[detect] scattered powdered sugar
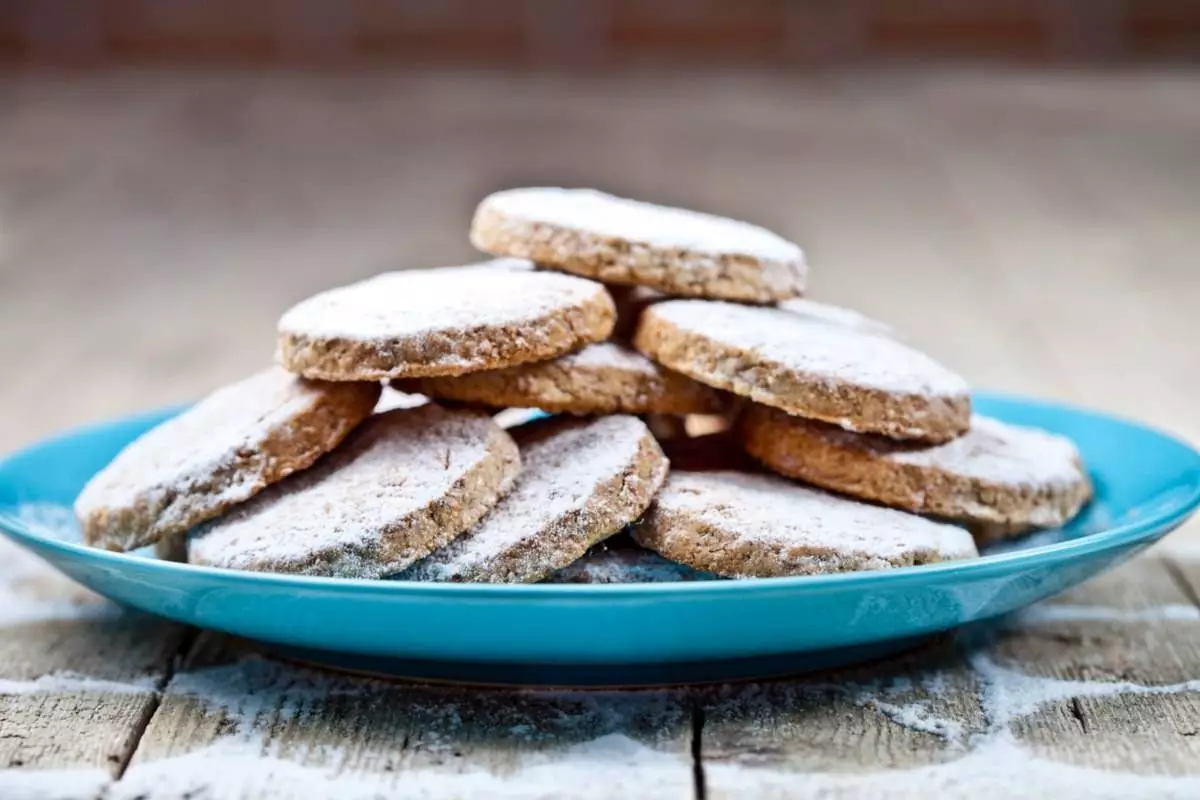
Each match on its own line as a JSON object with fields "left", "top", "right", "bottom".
{"left": 399, "top": 416, "right": 662, "bottom": 582}
{"left": 777, "top": 297, "right": 896, "bottom": 338}
{"left": 73, "top": 366, "right": 375, "bottom": 546}
{"left": 0, "top": 670, "right": 157, "bottom": 696}
{"left": 546, "top": 545, "right": 717, "bottom": 583}
{"left": 482, "top": 187, "right": 803, "bottom": 264}
{"left": 1013, "top": 602, "right": 1200, "bottom": 625}
{"left": 188, "top": 405, "right": 515, "bottom": 578}
{"left": 648, "top": 300, "right": 969, "bottom": 398}
{"left": 556, "top": 342, "right": 661, "bottom": 376}
{"left": 879, "top": 414, "right": 1087, "bottom": 487}
{"left": 0, "top": 765, "right": 110, "bottom": 800}
{"left": 656, "top": 471, "right": 978, "bottom": 564}
{"left": 277, "top": 260, "right": 607, "bottom": 341}
{"left": 373, "top": 386, "right": 429, "bottom": 413}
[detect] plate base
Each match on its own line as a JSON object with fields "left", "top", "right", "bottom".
{"left": 265, "top": 635, "right": 944, "bottom": 689}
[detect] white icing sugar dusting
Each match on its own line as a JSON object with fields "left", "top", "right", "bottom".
{"left": 188, "top": 405, "right": 516, "bottom": 578}
{"left": 777, "top": 297, "right": 896, "bottom": 337}
{"left": 1014, "top": 603, "right": 1200, "bottom": 625}
{"left": 277, "top": 260, "right": 608, "bottom": 341}
{"left": 887, "top": 414, "right": 1087, "bottom": 487}
{"left": 0, "top": 670, "right": 157, "bottom": 696}
{"left": 373, "top": 386, "right": 429, "bottom": 413}
{"left": 0, "top": 766, "right": 109, "bottom": 800}
{"left": 482, "top": 187, "right": 804, "bottom": 264}
{"left": 648, "top": 300, "right": 969, "bottom": 398}
{"left": 655, "top": 471, "right": 978, "bottom": 568}
{"left": 400, "top": 416, "right": 663, "bottom": 582}
{"left": 556, "top": 342, "right": 660, "bottom": 376}
{"left": 73, "top": 366, "right": 374, "bottom": 546}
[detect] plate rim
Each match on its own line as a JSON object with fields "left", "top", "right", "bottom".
{"left": 1, "top": 389, "right": 1198, "bottom": 600}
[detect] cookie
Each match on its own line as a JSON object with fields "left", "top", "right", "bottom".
{"left": 546, "top": 545, "right": 717, "bottom": 584}
{"left": 276, "top": 260, "right": 615, "bottom": 381}
{"left": 402, "top": 342, "right": 730, "bottom": 417}
{"left": 634, "top": 299, "right": 970, "bottom": 442}
{"left": 470, "top": 187, "right": 806, "bottom": 303}
{"left": 609, "top": 285, "right": 667, "bottom": 341}
{"left": 633, "top": 471, "right": 978, "bottom": 578}
{"left": 778, "top": 298, "right": 895, "bottom": 338}
{"left": 187, "top": 405, "right": 520, "bottom": 578}
{"left": 396, "top": 415, "right": 668, "bottom": 584}
{"left": 74, "top": 366, "right": 380, "bottom": 553}
{"left": 738, "top": 404, "right": 1093, "bottom": 535}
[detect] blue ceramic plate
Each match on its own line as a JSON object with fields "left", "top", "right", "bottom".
{"left": 2, "top": 392, "right": 1198, "bottom": 687}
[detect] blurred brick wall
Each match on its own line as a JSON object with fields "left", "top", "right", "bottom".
{"left": 1, "top": 0, "right": 1198, "bottom": 65}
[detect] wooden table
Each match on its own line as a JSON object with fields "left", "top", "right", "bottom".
{"left": 2, "top": 67, "right": 1199, "bottom": 799}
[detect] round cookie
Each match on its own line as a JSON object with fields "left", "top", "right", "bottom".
{"left": 634, "top": 299, "right": 970, "bottom": 442}
{"left": 395, "top": 415, "right": 668, "bottom": 584}
{"left": 276, "top": 260, "right": 616, "bottom": 381}
{"left": 738, "top": 404, "right": 1093, "bottom": 536}
{"left": 633, "top": 470, "right": 978, "bottom": 578}
{"left": 187, "top": 405, "right": 520, "bottom": 578}
{"left": 470, "top": 187, "right": 806, "bottom": 303}
{"left": 778, "top": 298, "right": 895, "bottom": 338}
{"left": 402, "top": 342, "right": 730, "bottom": 417}
{"left": 75, "top": 366, "right": 380, "bottom": 553}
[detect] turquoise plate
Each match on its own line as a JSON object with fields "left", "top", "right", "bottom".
{"left": 2, "top": 393, "right": 1198, "bottom": 687}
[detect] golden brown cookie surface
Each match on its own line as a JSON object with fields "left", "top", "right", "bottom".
{"left": 187, "top": 405, "right": 520, "bottom": 578}
{"left": 397, "top": 415, "right": 667, "bottom": 584}
{"left": 739, "top": 404, "right": 1093, "bottom": 536}
{"left": 276, "top": 260, "right": 615, "bottom": 381}
{"left": 470, "top": 187, "right": 806, "bottom": 303}
{"left": 74, "top": 366, "right": 380, "bottom": 553}
{"left": 635, "top": 299, "right": 971, "bottom": 442}
{"left": 632, "top": 470, "right": 978, "bottom": 578}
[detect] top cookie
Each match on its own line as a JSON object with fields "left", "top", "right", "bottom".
{"left": 633, "top": 470, "right": 979, "bottom": 578}
{"left": 74, "top": 366, "right": 380, "bottom": 553}
{"left": 738, "top": 405, "right": 1093, "bottom": 535}
{"left": 276, "top": 260, "right": 616, "bottom": 381}
{"left": 188, "top": 405, "right": 521, "bottom": 578}
{"left": 635, "top": 299, "right": 971, "bottom": 442}
{"left": 396, "top": 415, "right": 668, "bottom": 584}
{"left": 470, "top": 187, "right": 807, "bottom": 303}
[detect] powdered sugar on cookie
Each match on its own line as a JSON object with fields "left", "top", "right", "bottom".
{"left": 74, "top": 367, "right": 379, "bottom": 552}
{"left": 636, "top": 471, "right": 977, "bottom": 578}
{"left": 864, "top": 415, "right": 1085, "bottom": 487}
{"left": 778, "top": 298, "right": 895, "bottom": 338}
{"left": 188, "top": 405, "right": 520, "bottom": 578}
{"left": 479, "top": 188, "right": 803, "bottom": 263}
{"left": 646, "top": 300, "right": 965, "bottom": 398}
{"left": 557, "top": 342, "right": 660, "bottom": 375}
{"left": 398, "top": 415, "right": 667, "bottom": 583}
{"left": 276, "top": 261, "right": 615, "bottom": 380}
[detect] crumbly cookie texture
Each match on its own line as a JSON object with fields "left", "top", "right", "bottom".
{"left": 187, "top": 405, "right": 520, "bottom": 578}
{"left": 739, "top": 405, "right": 1093, "bottom": 536}
{"left": 634, "top": 299, "right": 971, "bottom": 443}
{"left": 396, "top": 415, "right": 668, "bottom": 584}
{"left": 633, "top": 470, "right": 978, "bottom": 579}
{"left": 75, "top": 366, "right": 380, "bottom": 553}
{"left": 404, "top": 342, "right": 730, "bottom": 416}
{"left": 276, "top": 260, "right": 615, "bottom": 381}
{"left": 470, "top": 187, "right": 806, "bottom": 303}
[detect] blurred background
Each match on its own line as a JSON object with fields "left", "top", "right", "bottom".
{"left": 0, "top": 1, "right": 1197, "bottom": 454}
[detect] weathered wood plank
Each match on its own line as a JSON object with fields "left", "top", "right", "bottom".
{"left": 0, "top": 536, "right": 190, "bottom": 798}
{"left": 113, "top": 633, "right": 696, "bottom": 799}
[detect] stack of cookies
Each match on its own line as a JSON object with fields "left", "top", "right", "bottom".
{"left": 73, "top": 187, "right": 1093, "bottom": 584}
